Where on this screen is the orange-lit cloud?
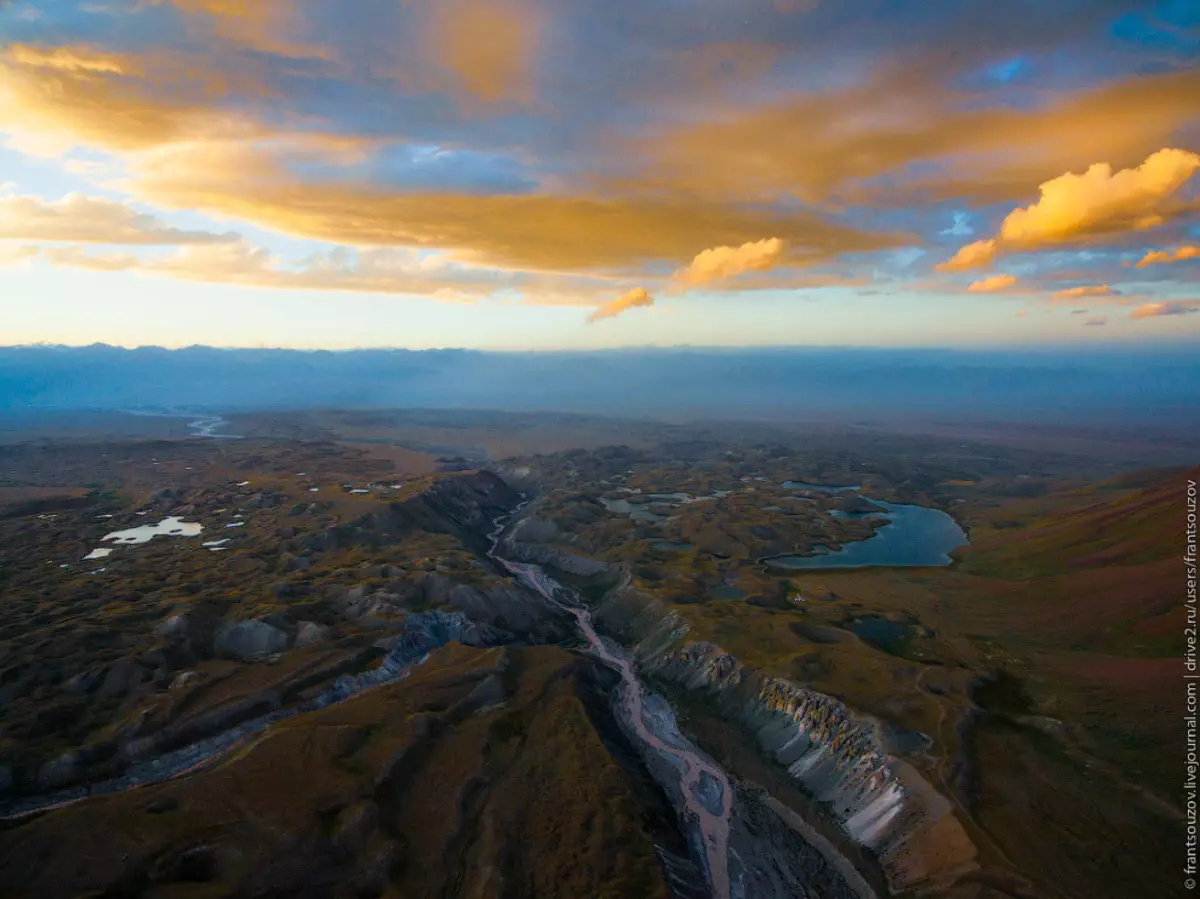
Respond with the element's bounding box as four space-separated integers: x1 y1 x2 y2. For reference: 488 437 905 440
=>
151 0 327 60
0 245 39 267
424 0 541 104
43 241 506 301
3 8 1197 327
675 238 784 288
1016 309 1027 317
700 270 872 293
587 287 654 323
938 149 1200 270
7 45 128 74
0 43 266 155
0 36 901 278
132 145 899 272
38 240 638 305
0 193 235 244
998 149 1199 246
1129 300 1200 319
1135 245 1200 268
934 239 996 273
632 67 1200 206
42 246 141 271
1049 284 1118 301
966 273 1016 293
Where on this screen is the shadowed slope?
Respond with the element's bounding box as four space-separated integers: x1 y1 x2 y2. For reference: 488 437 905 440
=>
0 644 673 899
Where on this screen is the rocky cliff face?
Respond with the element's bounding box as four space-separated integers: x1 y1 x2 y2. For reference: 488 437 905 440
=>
498 538 616 580
594 589 977 894
499 516 622 585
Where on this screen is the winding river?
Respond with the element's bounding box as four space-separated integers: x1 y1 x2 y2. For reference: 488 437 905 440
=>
489 503 735 899
187 414 241 439
504 560 734 898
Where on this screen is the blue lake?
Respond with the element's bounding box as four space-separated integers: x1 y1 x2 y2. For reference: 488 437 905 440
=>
766 501 968 569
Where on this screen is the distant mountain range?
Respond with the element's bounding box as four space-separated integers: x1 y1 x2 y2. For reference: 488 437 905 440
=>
1 343 1197 426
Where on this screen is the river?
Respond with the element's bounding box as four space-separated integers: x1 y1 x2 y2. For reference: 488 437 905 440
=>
187 414 241 439
489 505 735 899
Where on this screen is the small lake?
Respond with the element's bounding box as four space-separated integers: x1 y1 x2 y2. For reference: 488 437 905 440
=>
847 616 906 643
630 510 665 524
712 585 746 601
104 517 204 545
766 501 967 569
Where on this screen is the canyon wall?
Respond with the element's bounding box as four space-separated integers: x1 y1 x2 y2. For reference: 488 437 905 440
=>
593 588 978 894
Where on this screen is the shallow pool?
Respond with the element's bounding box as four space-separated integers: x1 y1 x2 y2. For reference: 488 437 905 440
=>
103 517 204 545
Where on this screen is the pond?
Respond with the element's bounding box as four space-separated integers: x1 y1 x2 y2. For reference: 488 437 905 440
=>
103 517 204 545
847 616 906 643
765 501 967 569
631 509 665 524
600 498 633 514
711 585 746 601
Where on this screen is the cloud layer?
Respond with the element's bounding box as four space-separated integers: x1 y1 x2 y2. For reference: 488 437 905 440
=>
0 0 1197 343
0 194 235 245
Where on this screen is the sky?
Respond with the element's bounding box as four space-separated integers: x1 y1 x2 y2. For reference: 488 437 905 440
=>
0 0 1198 350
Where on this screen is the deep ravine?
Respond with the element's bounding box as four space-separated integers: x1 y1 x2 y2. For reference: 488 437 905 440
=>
489 500 736 899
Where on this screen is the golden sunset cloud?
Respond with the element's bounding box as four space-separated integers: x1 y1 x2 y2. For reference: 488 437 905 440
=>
151 0 327 60
1135 245 1200 268
44 241 506 301
966 273 1016 293
675 238 785 288
630 68 1200 206
0 43 265 154
131 143 901 273
1049 284 1119 301
3 2 1197 336
7 45 128 74
938 149 1200 271
999 149 1200 246
934 239 997 273
1129 300 1200 319
0 245 40 267
41 246 141 271
587 287 654 323
0 193 234 244
424 0 542 104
